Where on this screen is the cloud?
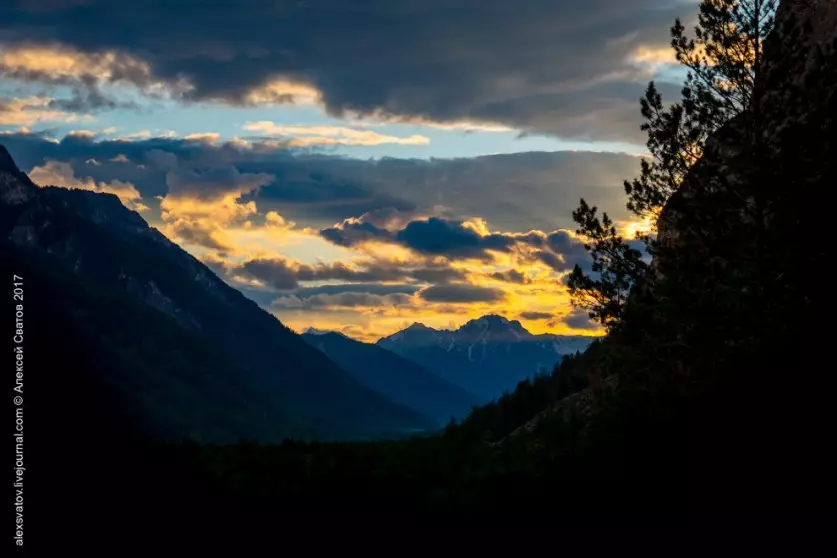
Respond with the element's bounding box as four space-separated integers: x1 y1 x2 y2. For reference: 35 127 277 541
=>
518 311 554 321
418 284 505 303
490 270 532 284
321 217 495 256
319 219 396 247
158 195 257 251
224 253 466 291
28 159 148 211
243 79 323 106
395 218 514 260
158 165 274 250
0 0 695 141
361 117 512 133
0 132 641 232
123 130 151 139
321 215 590 271
238 256 406 290
243 122 430 147
558 307 600 331
183 133 222 144
273 291 415 310
284 283 422 298
0 44 186 101
0 96 85 126
626 44 678 72
46 87 139 113
164 165 273 201
0 130 617 340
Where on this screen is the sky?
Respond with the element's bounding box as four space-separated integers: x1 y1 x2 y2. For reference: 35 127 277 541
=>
0 0 695 342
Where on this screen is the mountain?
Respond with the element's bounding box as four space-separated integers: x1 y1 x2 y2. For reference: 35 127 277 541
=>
302 331 479 424
303 327 334 335
0 144 434 443
377 314 595 400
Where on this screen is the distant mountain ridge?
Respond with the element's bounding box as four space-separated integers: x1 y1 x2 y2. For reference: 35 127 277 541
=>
0 144 433 442
302 331 479 424
377 314 596 400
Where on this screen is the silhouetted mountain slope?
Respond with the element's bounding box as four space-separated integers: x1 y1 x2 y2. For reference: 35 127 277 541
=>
377 315 595 400
302 331 479 424
0 145 433 442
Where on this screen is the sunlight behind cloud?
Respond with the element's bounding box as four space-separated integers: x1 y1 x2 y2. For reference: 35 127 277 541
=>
243 79 323 106
242 122 430 147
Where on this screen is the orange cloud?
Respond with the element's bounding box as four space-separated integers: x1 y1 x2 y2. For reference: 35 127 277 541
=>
242 79 323 105
242 122 430 147
626 45 678 72
0 96 89 126
0 44 186 95
159 194 258 252
184 132 222 144
345 112 513 132
28 160 148 212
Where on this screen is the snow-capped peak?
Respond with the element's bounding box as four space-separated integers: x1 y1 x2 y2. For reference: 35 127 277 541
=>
304 327 334 335
457 314 531 340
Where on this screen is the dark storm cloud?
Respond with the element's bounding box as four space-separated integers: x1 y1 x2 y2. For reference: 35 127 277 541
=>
319 220 395 247
239 257 432 290
291 284 422 298
418 284 505 304
396 218 516 259
490 270 532 284
243 282 422 308
518 311 553 320
0 132 641 230
543 230 591 270
238 258 306 290
560 308 600 330
272 291 415 310
1 0 695 141
267 282 425 310
47 86 140 113
165 165 274 200
225 255 465 291
320 217 502 258
409 267 465 284
321 215 591 271
223 278 423 311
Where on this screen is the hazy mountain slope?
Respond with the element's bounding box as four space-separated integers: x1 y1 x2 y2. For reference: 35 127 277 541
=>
377 315 595 401
1 145 433 442
303 331 479 424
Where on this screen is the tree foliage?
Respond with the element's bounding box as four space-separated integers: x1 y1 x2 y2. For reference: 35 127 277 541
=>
568 0 777 327
567 200 645 331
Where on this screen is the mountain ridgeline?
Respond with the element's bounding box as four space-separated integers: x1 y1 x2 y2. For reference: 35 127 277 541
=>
302 330 479 424
377 315 594 401
0 145 435 443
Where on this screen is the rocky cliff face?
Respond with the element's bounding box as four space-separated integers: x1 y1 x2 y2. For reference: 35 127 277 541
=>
0 145 37 206
656 0 837 255
781 0 837 47
645 0 835 495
